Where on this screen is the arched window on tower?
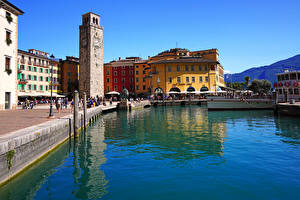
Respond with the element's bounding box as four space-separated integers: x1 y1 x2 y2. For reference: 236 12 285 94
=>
96 18 98 25
93 17 95 24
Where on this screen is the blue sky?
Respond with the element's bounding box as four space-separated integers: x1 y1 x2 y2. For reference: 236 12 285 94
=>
11 0 300 73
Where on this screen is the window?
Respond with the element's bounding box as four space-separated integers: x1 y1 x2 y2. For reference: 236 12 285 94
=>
122 78 125 83
40 68 43 73
185 65 189 71
5 57 11 70
122 70 125 75
294 88 299 95
122 66 125 69
33 85 37 90
143 70 146 75
28 85 32 90
34 58 36 65
34 67 37 72
114 85 117 90
143 85 146 90
177 65 180 72
130 70 133 75
106 70 110 75
186 77 189 83
177 77 181 83
198 65 202 71
191 65 195 71
40 85 43 91
28 75 32 80
192 77 195 83
143 78 145 82
199 76 203 82
136 71 139 75
290 73 296 80
6 31 11 45
205 76 208 82
6 12 12 23
67 72 72 76
168 77 172 83
114 78 117 83
136 85 139 90
130 78 133 82
130 85 133 90
136 65 139 68
136 77 139 82
39 76 43 81
20 65 25 70
168 66 172 72
45 86 48 91
45 69 48 73
33 76 37 81
46 77 49 82
107 78 110 83
114 71 117 76
205 65 208 71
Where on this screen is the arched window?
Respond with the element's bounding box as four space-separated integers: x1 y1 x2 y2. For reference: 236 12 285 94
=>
200 86 209 92
169 87 181 92
96 18 98 25
187 86 195 92
93 17 95 24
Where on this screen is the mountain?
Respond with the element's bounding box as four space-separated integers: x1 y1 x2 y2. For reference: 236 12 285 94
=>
225 54 300 84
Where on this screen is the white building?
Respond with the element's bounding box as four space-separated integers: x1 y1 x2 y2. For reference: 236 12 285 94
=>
274 70 300 102
0 1 23 110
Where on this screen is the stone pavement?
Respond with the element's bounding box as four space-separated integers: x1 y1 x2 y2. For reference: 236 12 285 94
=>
0 109 72 135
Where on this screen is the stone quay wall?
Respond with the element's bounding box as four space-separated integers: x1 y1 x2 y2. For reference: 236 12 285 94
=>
0 104 117 185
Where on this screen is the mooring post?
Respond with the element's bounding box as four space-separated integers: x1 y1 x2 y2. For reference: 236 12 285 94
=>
83 92 87 130
74 90 79 138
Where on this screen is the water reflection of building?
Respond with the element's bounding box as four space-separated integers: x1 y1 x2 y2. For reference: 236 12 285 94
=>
73 124 108 199
103 107 227 163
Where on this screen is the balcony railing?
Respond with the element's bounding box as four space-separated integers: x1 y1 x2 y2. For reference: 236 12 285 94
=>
28 61 32 65
20 60 25 64
18 79 28 84
17 68 23 73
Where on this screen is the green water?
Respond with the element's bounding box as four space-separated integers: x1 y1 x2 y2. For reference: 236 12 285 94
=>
0 106 300 200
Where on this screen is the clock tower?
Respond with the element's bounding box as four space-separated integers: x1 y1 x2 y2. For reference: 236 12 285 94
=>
79 12 104 98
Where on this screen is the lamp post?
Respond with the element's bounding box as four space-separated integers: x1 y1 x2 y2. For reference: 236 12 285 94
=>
49 54 55 117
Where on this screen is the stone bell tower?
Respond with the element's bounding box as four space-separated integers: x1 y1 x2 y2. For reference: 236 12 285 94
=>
79 12 104 98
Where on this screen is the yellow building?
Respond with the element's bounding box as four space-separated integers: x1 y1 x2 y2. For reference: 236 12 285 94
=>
148 48 225 94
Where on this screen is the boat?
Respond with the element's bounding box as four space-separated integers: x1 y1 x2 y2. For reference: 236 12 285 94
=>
207 96 273 110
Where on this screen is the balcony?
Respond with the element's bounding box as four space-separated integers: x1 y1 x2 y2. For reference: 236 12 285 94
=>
17 68 23 73
28 61 32 65
20 60 25 64
18 79 28 84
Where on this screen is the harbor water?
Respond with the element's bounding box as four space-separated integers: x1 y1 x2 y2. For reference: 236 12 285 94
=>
0 106 299 200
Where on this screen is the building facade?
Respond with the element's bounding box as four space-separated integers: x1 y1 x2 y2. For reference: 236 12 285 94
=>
17 49 61 98
134 60 151 96
79 12 104 98
104 57 138 94
59 56 79 96
104 62 112 94
148 48 225 94
0 0 23 110
274 70 300 102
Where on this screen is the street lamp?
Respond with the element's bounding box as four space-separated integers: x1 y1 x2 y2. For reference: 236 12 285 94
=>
49 54 55 117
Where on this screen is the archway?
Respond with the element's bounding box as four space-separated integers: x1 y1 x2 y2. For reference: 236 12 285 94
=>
200 86 209 92
169 87 181 92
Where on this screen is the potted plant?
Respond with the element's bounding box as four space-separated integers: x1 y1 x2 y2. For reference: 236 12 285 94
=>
5 69 12 75
6 38 12 45
6 15 13 23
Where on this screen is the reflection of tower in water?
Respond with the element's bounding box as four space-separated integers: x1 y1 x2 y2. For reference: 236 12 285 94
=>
73 123 108 199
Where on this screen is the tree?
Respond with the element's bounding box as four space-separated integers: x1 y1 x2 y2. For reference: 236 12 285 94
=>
248 79 272 94
244 76 251 87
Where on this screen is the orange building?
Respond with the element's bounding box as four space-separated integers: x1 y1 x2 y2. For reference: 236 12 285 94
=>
104 62 113 93
59 56 79 97
134 60 151 97
148 48 225 94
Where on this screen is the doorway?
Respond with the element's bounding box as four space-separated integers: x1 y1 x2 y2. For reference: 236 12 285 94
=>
5 92 11 109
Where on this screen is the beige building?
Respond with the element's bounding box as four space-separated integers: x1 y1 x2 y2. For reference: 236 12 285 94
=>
0 1 23 110
17 49 61 99
79 12 104 98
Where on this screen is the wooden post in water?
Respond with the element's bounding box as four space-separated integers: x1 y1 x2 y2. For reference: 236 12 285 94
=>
83 92 87 130
74 90 79 138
